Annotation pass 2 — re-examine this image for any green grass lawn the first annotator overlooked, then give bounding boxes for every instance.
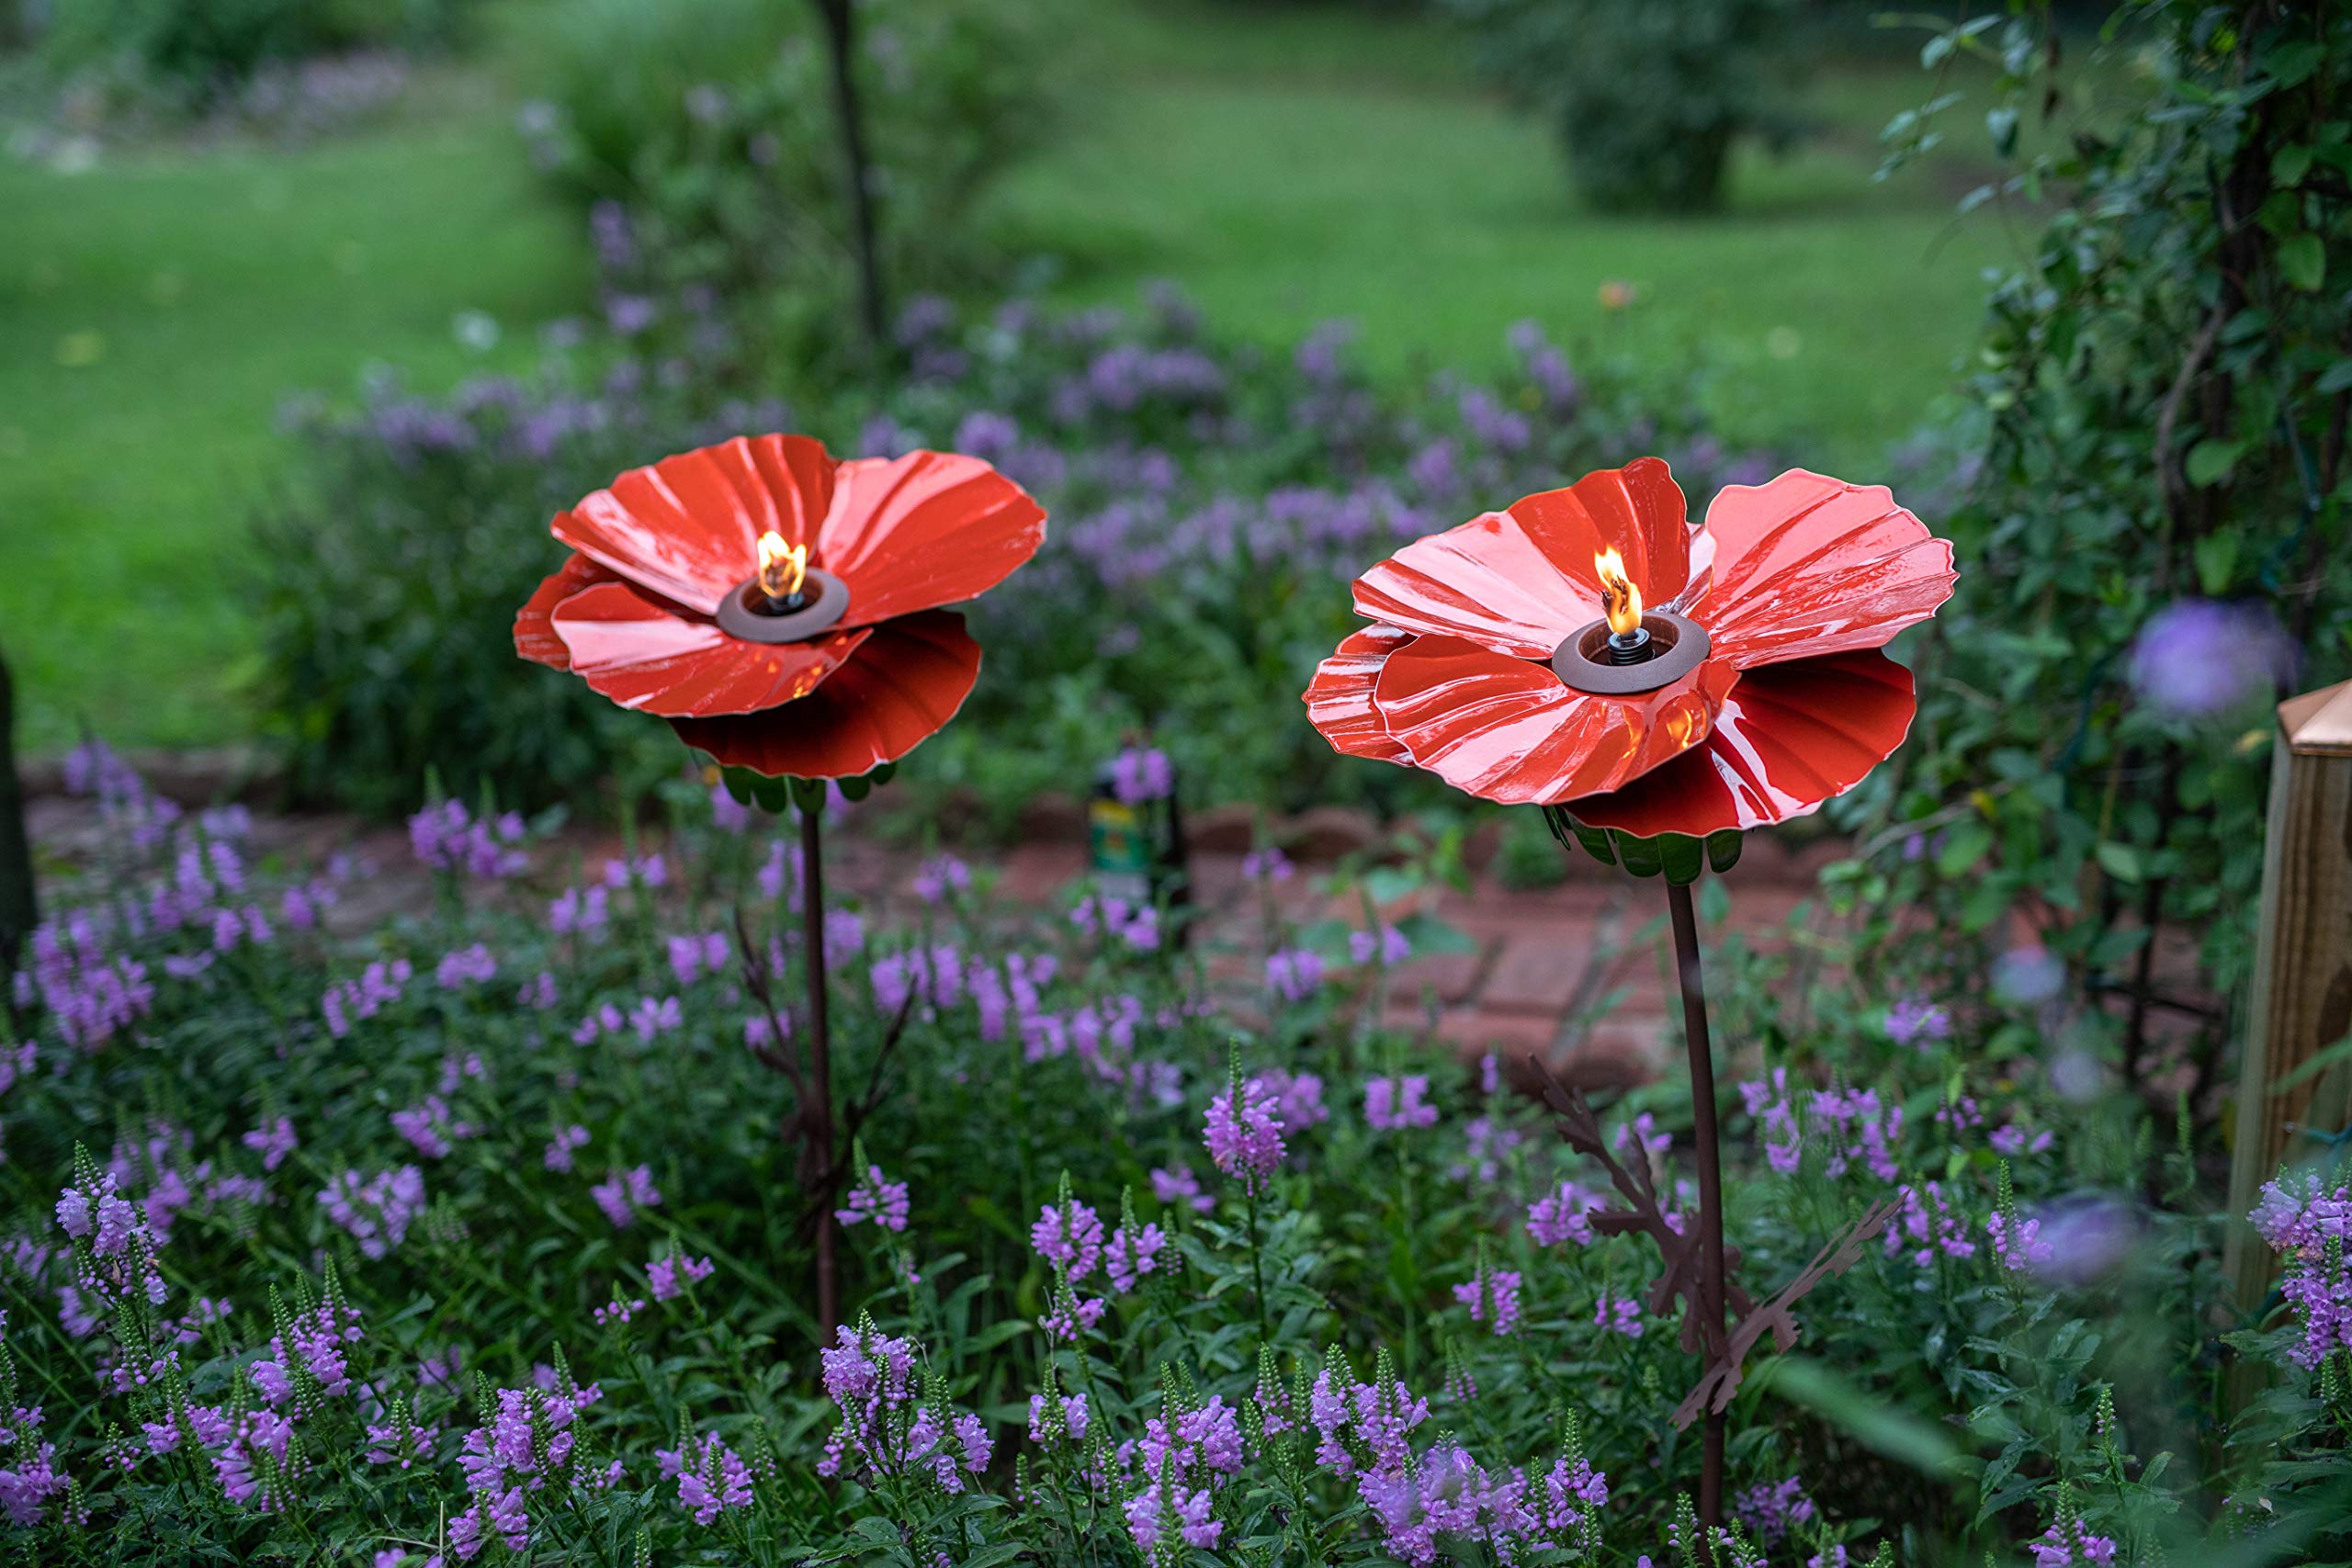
[0,72,586,756]
[1005,0,2021,465]
[0,0,2026,757]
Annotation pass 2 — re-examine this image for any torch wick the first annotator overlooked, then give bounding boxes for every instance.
[1606,626,1653,666]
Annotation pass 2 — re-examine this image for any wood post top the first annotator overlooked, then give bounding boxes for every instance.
[2279,679,2352,756]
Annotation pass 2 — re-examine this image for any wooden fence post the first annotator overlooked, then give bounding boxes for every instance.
[2225,678,2352,1316]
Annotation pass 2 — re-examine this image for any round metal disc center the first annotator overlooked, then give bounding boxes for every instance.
[1550,610,1709,694]
[714,568,851,644]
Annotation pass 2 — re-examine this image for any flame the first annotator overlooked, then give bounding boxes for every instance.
[1594,547,1643,638]
[757,532,808,601]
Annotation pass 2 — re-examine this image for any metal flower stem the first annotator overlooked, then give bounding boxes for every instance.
[1666,877,1728,1529]
[802,799,839,1343]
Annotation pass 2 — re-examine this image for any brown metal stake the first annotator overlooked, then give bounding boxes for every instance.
[803,798,839,1344]
[1667,877,1728,1530]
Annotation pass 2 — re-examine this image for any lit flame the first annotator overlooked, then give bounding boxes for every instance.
[1594,547,1643,638]
[757,532,808,601]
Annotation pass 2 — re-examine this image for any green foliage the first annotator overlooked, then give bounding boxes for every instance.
[514,0,1052,366]
[1441,0,1797,211]
[1853,0,2352,1089]
[254,384,674,816]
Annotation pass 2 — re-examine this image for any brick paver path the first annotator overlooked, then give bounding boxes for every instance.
[26,791,1848,1089]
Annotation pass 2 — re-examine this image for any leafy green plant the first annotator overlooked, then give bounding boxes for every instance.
[1847,0,2352,1100]
[1441,0,1797,211]
[254,376,684,816]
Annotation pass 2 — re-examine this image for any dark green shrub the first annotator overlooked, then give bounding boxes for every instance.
[254,372,703,816]
[34,0,475,100]
[1442,0,1796,211]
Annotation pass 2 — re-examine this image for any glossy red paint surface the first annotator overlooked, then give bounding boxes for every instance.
[550,437,1045,628]
[1304,458,1953,826]
[1304,625,1415,764]
[551,581,873,717]
[1698,469,1956,670]
[1371,634,1736,804]
[515,434,1043,776]
[514,551,618,672]
[816,450,1050,627]
[555,434,839,617]
[1352,457,1702,659]
[1564,651,1917,836]
[668,612,981,780]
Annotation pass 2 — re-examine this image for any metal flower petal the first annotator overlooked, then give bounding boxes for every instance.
[1351,457,1701,658]
[816,450,1047,629]
[514,552,619,671]
[551,434,839,615]
[549,580,873,718]
[667,611,982,780]
[1695,469,1956,670]
[1561,649,1917,837]
[1369,634,1738,805]
[1304,625,1416,765]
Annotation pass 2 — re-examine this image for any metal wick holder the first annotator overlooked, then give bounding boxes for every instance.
[714,568,850,644]
[1551,610,1709,694]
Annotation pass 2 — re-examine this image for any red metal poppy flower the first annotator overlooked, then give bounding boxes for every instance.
[516,434,1046,778]
[1305,459,1954,831]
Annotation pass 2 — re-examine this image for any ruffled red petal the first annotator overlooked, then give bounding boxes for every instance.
[817,450,1047,629]
[1351,458,1699,658]
[1304,625,1415,765]
[1696,469,1955,670]
[1562,649,1917,836]
[666,610,980,779]
[1369,634,1736,806]
[552,434,838,615]
[549,580,872,718]
[514,553,618,671]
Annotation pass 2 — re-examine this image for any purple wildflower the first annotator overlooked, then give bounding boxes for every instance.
[1593,1292,1644,1339]
[1364,1074,1438,1133]
[2128,598,2296,718]
[1266,947,1325,1001]
[1150,1167,1215,1213]
[240,1116,298,1172]
[589,1166,661,1228]
[836,1164,910,1233]
[648,1252,715,1303]
[1204,1073,1285,1194]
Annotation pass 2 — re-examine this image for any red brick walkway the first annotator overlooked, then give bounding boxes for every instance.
[904,832,1845,1089]
[26,788,1846,1088]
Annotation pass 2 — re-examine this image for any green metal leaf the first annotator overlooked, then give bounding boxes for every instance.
[1705,829,1745,874]
[1613,832,1665,878]
[1654,833,1704,886]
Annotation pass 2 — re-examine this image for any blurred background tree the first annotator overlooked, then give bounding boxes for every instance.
[1442,0,1798,211]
